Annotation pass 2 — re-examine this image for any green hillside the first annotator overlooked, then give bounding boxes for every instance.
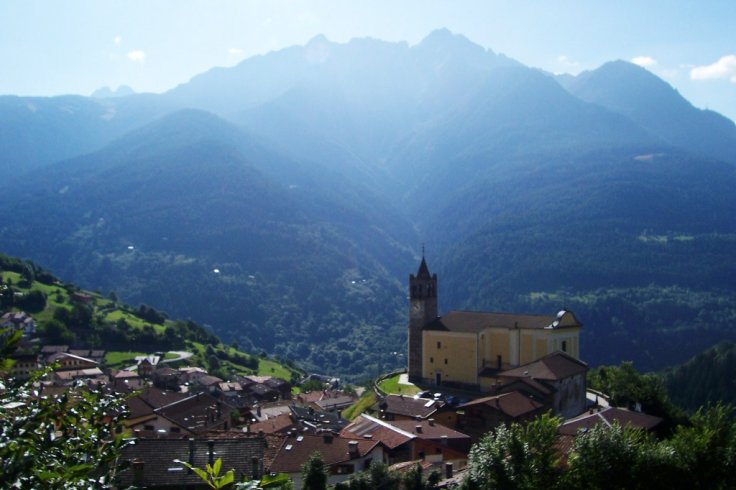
[0,253,301,381]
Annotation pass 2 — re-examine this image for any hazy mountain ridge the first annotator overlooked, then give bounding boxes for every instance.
[1,30,736,377]
[0,109,413,377]
[561,60,736,164]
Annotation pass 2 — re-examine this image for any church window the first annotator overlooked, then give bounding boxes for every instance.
[444,358,448,365]
[430,357,434,363]
[437,341,441,349]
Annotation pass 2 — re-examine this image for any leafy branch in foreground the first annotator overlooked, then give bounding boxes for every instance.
[175,457,293,489]
[0,370,129,489]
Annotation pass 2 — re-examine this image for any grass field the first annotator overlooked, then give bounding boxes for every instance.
[105,351,148,369]
[377,373,420,396]
[342,390,377,421]
[104,309,166,333]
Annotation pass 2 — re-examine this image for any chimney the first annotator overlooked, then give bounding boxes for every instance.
[441,435,448,446]
[132,459,144,485]
[415,425,422,434]
[188,439,195,473]
[428,418,435,426]
[445,462,453,479]
[348,440,359,458]
[256,405,262,417]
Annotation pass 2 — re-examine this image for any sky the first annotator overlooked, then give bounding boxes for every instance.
[1,0,734,121]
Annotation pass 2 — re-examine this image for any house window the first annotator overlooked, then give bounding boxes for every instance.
[562,340,567,352]
[334,464,354,475]
[144,425,154,431]
[437,341,441,349]
[170,427,180,433]
[497,355,502,369]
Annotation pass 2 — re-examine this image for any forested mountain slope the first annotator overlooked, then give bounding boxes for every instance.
[1,30,735,377]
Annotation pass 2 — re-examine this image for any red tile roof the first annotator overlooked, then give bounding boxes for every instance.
[341,414,415,449]
[458,391,545,418]
[388,420,470,442]
[374,395,443,419]
[499,351,587,381]
[249,413,295,434]
[269,434,380,474]
[559,407,663,435]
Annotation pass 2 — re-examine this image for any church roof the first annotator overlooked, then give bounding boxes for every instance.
[499,351,588,381]
[416,257,432,278]
[423,309,581,333]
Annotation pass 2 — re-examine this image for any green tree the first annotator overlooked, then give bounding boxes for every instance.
[462,413,562,490]
[16,289,46,312]
[588,362,684,428]
[39,318,75,344]
[301,452,327,490]
[669,404,736,489]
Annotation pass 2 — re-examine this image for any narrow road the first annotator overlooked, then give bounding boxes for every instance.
[161,351,194,363]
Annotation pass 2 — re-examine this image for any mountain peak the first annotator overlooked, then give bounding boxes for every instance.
[91,85,135,98]
[419,28,477,50]
[306,34,331,47]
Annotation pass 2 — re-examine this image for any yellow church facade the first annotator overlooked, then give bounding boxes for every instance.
[421,310,581,389]
[408,257,582,389]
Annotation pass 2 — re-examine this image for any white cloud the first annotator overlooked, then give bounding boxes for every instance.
[228,47,244,56]
[127,50,146,63]
[631,56,657,68]
[114,35,122,46]
[690,55,736,83]
[557,55,580,69]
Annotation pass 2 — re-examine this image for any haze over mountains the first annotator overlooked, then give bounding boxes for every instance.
[1,29,735,378]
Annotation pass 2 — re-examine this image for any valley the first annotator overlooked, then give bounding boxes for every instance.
[1,30,735,379]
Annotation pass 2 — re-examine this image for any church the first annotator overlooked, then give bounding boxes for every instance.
[408,257,583,391]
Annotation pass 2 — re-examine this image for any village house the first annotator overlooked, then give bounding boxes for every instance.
[497,351,588,418]
[0,310,36,337]
[45,351,98,370]
[111,369,146,391]
[124,387,190,436]
[118,435,266,488]
[456,391,546,441]
[68,348,106,364]
[248,412,296,435]
[9,352,40,380]
[373,394,447,422]
[269,432,384,489]
[341,414,470,469]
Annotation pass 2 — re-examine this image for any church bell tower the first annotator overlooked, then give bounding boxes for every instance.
[408,255,437,382]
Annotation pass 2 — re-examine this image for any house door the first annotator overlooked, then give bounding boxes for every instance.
[435,372,441,386]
